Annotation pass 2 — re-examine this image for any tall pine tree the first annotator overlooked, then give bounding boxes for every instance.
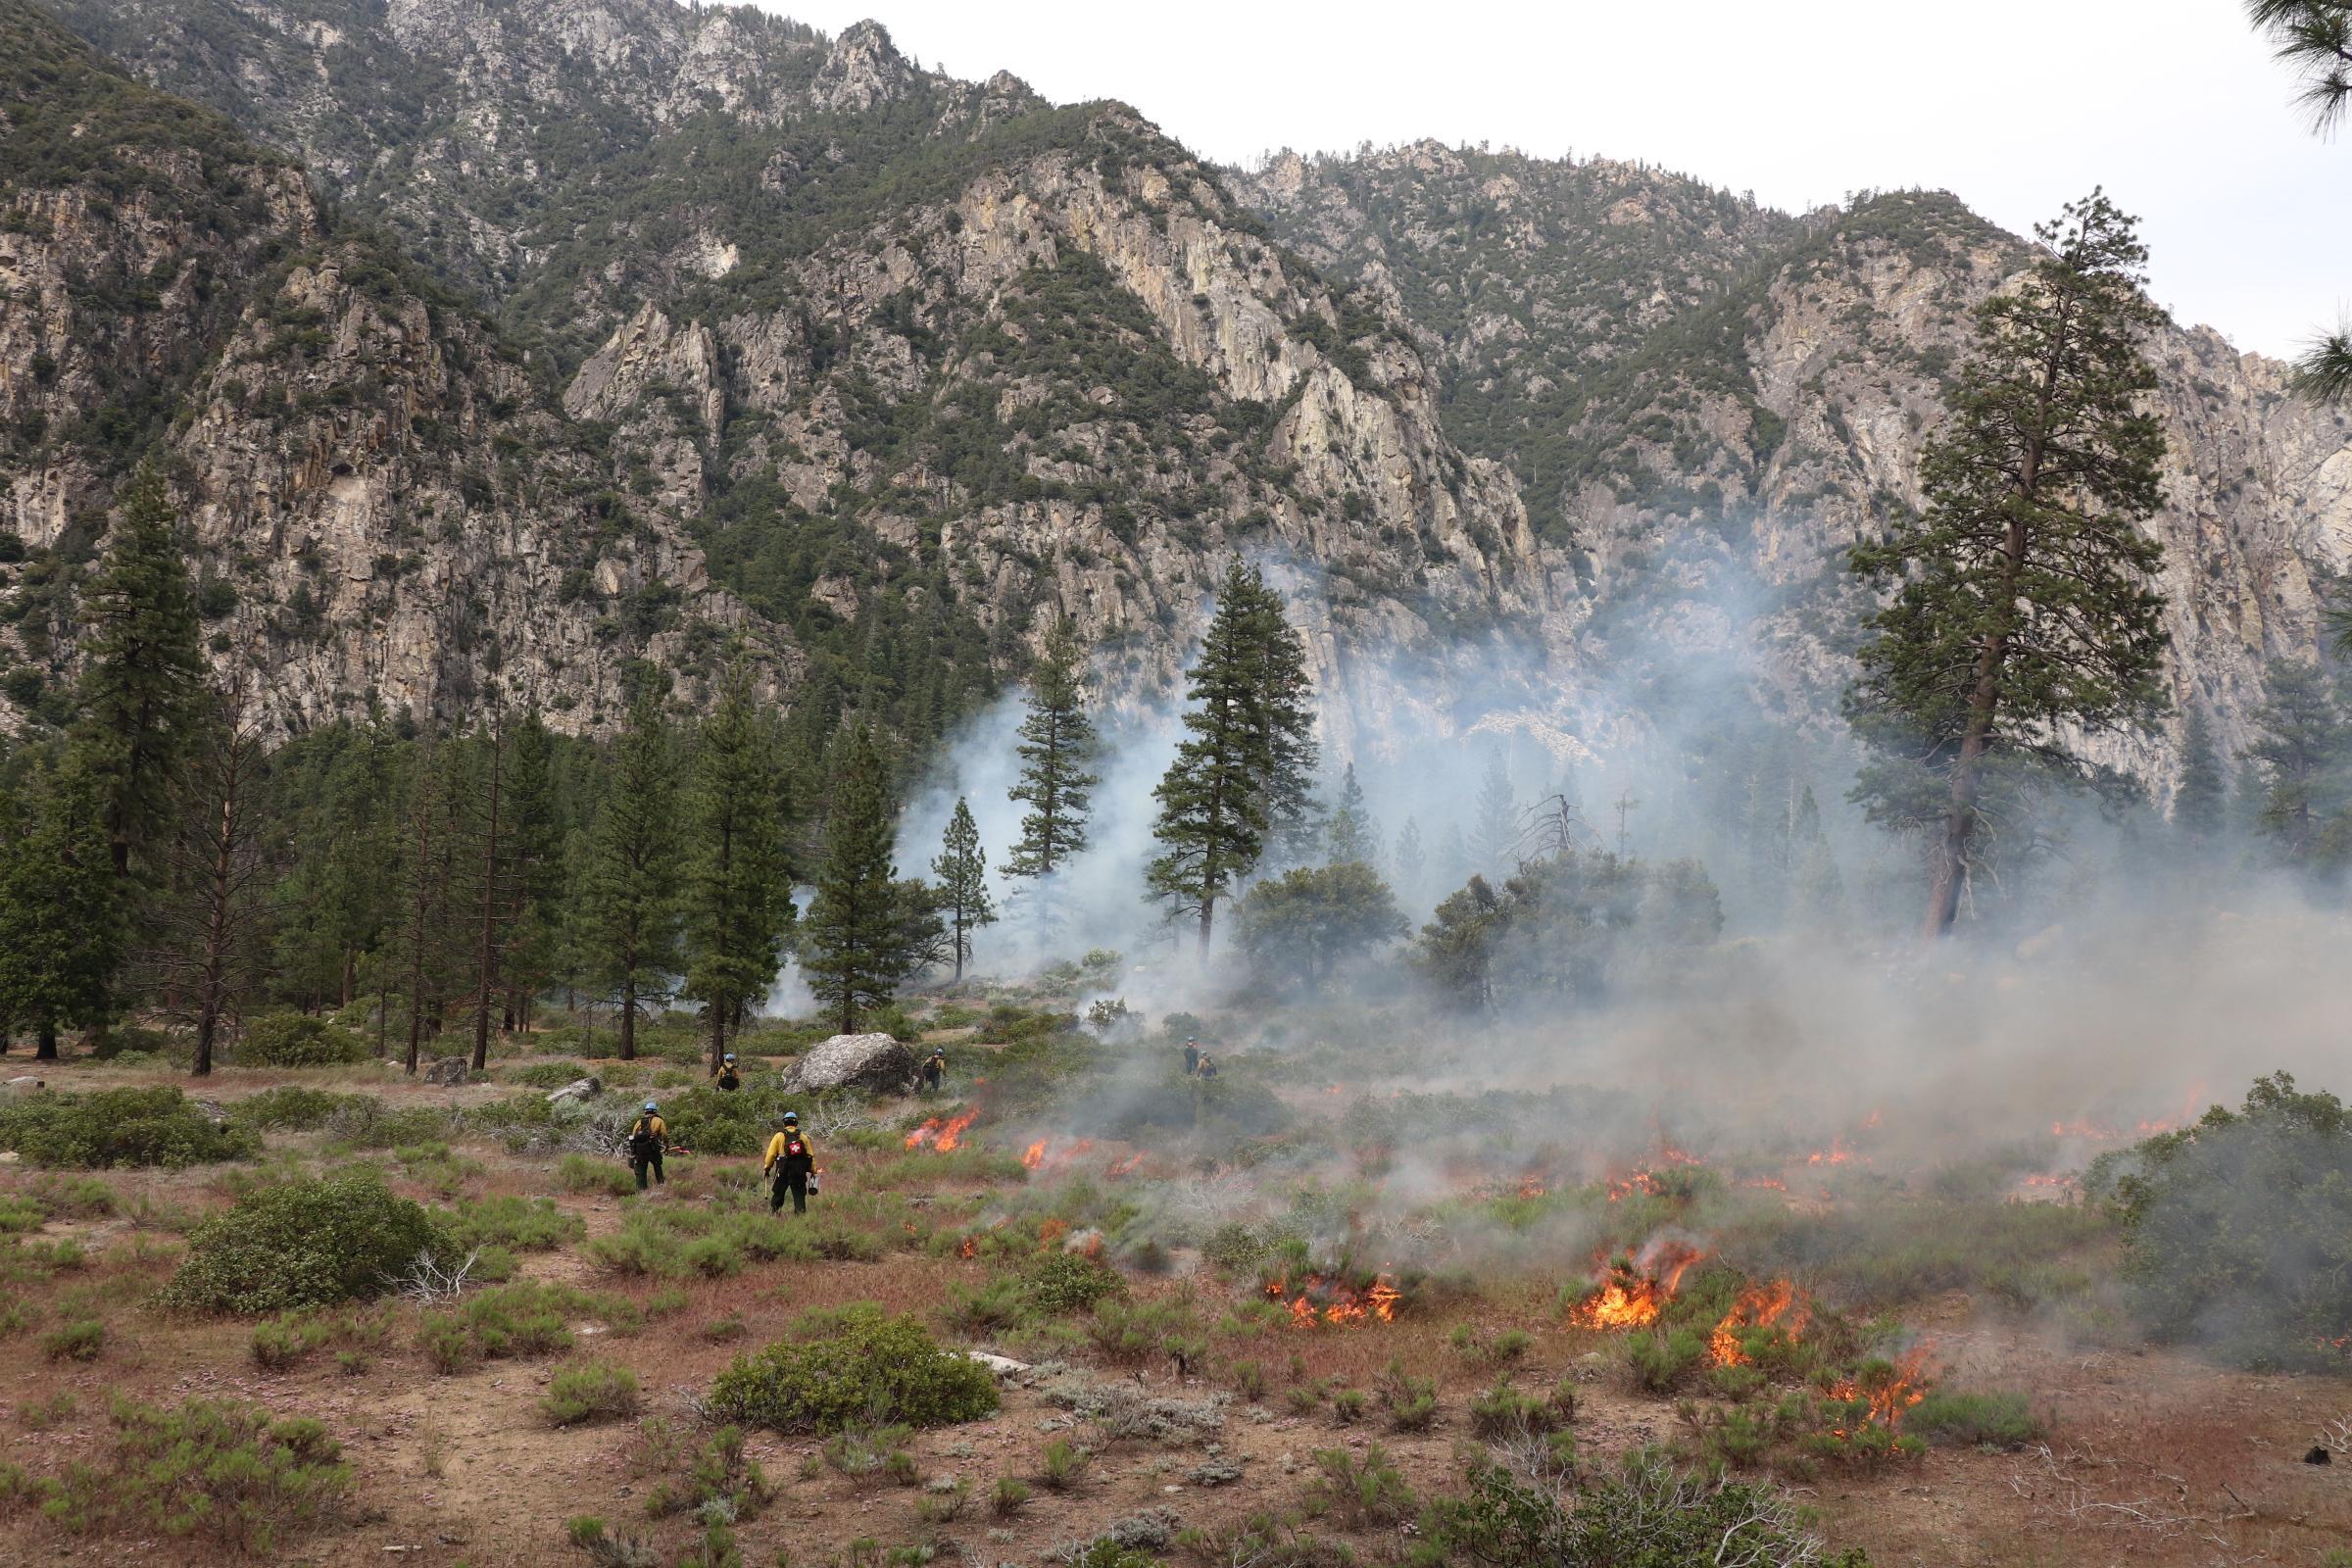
[582,686,681,1060]
[931,798,995,982]
[804,722,941,1031]
[2244,657,2350,862]
[1146,561,1318,954]
[1847,192,2171,937]
[2173,705,2230,848]
[1471,751,1519,872]
[158,685,270,1076]
[77,468,208,884]
[1004,618,1100,884]
[1325,762,1377,864]
[0,760,123,1058]
[681,662,792,1067]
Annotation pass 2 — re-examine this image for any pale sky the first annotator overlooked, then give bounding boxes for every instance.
[762,0,2342,361]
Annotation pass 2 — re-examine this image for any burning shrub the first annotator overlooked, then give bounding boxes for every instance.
[2087,1071,2352,1370]
[708,1305,1000,1434]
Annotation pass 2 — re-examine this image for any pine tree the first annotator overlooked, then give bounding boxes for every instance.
[398,734,462,1074]
[158,685,269,1076]
[0,759,123,1058]
[2248,2,2352,399]
[1325,762,1377,864]
[2173,706,2230,846]
[2244,658,2350,861]
[501,709,564,1033]
[582,686,681,1060]
[931,798,995,982]
[1847,192,2171,937]
[1471,751,1518,872]
[804,722,940,1031]
[1004,618,1100,883]
[1393,815,1427,904]
[464,710,509,1073]
[1145,561,1319,954]
[270,714,402,1012]
[1789,786,1847,930]
[681,662,793,1068]
[77,468,208,884]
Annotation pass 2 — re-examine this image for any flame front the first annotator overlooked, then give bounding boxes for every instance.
[1021,1141,1047,1169]
[1262,1274,1400,1328]
[1709,1278,1807,1366]
[906,1109,980,1152]
[1568,1240,1705,1330]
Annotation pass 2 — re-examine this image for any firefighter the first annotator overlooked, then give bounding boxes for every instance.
[1182,1037,1200,1076]
[627,1101,668,1191]
[763,1110,815,1216]
[713,1053,742,1092]
[1195,1052,1219,1080]
[922,1048,946,1093]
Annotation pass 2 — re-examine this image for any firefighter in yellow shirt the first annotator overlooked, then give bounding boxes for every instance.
[762,1110,815,1215]
[627,1102,667,1191]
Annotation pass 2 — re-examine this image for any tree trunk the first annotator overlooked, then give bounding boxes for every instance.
[34,1025,57,1060]
[470,725,504,1073]
[710,998,727,1066]
[618,975,637,1061]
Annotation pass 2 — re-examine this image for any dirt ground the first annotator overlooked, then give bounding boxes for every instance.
[0,1063,2345,1568]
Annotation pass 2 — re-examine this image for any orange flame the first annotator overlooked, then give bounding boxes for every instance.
[1108,1152,1146,1176]
[957,1237,977,1259]
[1568,1240,1705,1331]
[1021,1141,1047,1169]
[905,1109,980,1152]
[1824,1347,1931,1435]
[1709,1278,1808,1367]
[1263,1273,1401,1329]
[1805,1139,1856,1167]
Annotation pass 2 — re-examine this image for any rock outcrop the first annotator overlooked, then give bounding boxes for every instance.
[778,1033,918,1095]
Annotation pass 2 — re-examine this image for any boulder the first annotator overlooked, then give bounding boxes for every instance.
[4,1077,44,1096]
[424,1055,470,1087]
[546,1076,603,1107]
[777,1033,917,1095]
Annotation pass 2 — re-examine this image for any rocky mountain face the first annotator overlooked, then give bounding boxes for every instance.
[1241,150,2352,789]
[14,0,2351,797]
[0,0,757,736]
[35,0,1548,758]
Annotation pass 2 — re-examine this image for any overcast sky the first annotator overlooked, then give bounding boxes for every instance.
[762,0,2340,360]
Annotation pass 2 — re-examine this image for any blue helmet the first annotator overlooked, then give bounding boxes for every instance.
[643,1101,658,1113]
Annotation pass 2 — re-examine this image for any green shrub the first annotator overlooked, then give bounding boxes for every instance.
[1038,1436,1089,1492]
[249,1306,390,1373]
[2087,1072,2352,1369]
[991,1476,1031,1516]
[1422,1450,1866,1568]
[1304,1443,1415,1527]
[1376,1358,1439,1432]
[0,1087,260,1168]
[163,1173,443,1314]
[505,1061,594,1089]
[29,1175,115,1218]
[1088,1298,1199,1363]
[234,1012,371,1067]
[942,1273,1029,1335]
[1626,1327,1709,1393]
[0,1396,351,1553]
[642,1424,772,1522]
[1905,1390,2043,1449]
[0,1195,42,1234]
[558,1153,636,1197]
[708,1305,1000,1434]
[1025,1250,1126,1315]
[543,1360,641,1426]
[821,1424,921,1489]
[419,1281,637,1373]
[40,1317,103,1361]
[438,1195,584,1253]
